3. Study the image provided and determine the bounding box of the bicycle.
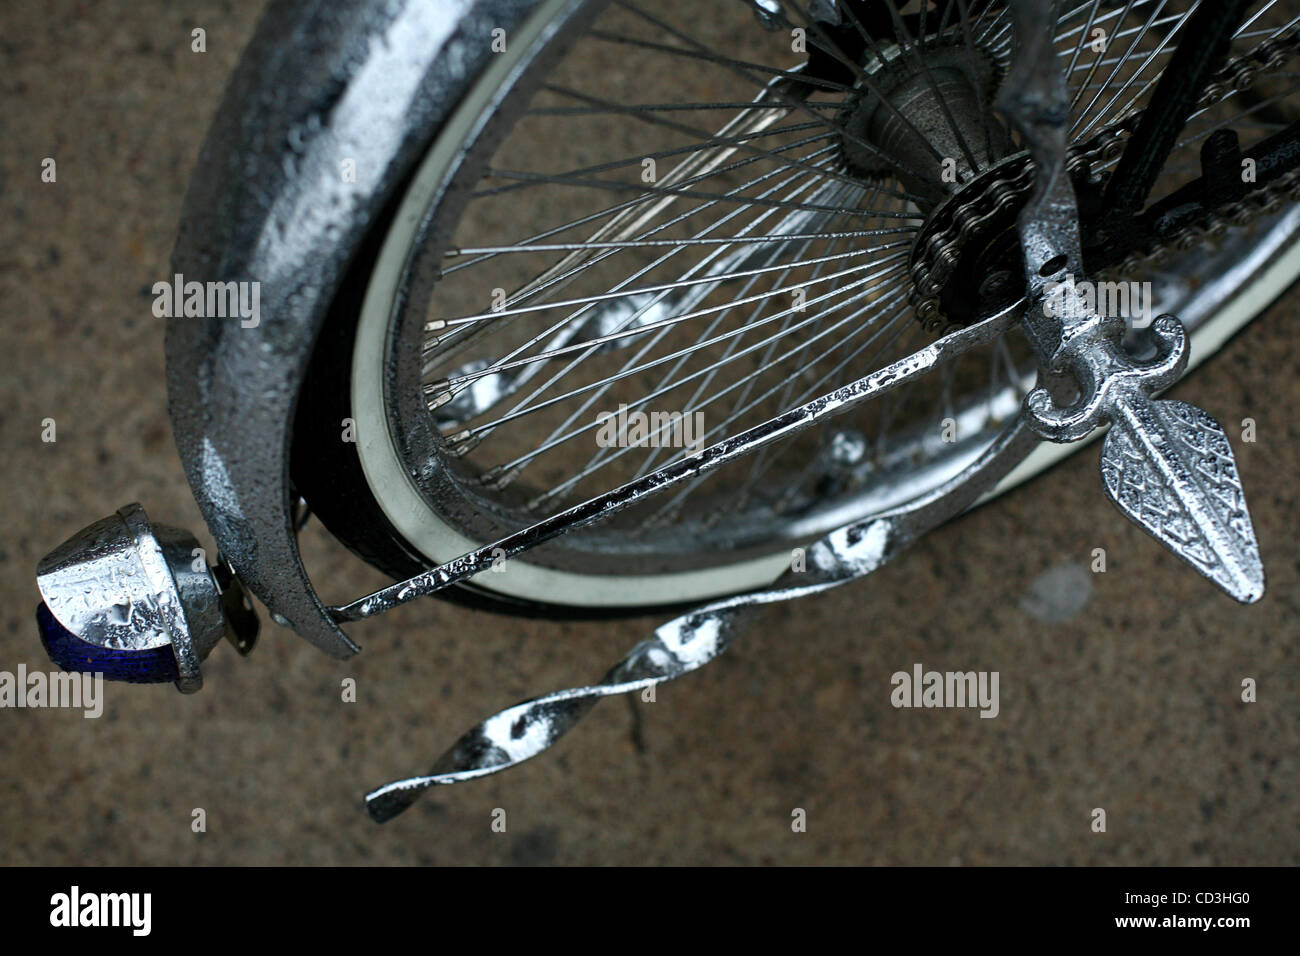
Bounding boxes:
[34,0,1300,820]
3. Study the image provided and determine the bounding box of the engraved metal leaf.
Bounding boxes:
[1100,398,1264,603]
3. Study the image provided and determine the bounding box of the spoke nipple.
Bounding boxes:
[424,380,455,411]
[424,319,448,333]
[479,466,519,491]
[442,429,480,457]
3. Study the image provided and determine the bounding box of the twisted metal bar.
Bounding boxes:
[365,519,894,822]
[364,404,1042,821]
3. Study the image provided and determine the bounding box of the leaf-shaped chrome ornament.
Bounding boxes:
[1100,398,1264,603]
[1001,0,1267,605]
[1015,313,1266,604]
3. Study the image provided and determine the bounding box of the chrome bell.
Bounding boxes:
[35,503,257,693]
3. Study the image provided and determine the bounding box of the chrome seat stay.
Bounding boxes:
[332,303,1026,622]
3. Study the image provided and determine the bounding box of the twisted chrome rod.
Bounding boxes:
[365,416,1039,822]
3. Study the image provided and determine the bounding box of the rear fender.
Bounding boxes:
[166,0,555,656]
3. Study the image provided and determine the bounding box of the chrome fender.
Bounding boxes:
[166,0,551,657]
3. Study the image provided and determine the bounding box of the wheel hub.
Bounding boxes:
[837,40,1011,210]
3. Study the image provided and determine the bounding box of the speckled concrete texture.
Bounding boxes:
[0,0,1296,865]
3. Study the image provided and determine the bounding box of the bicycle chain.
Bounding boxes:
[910,25,1300,333]
[1103,163,1300,275]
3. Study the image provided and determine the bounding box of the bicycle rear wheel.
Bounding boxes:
[291,0,1300,612]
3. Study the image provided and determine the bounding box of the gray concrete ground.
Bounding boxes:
[0,0,1296,865]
